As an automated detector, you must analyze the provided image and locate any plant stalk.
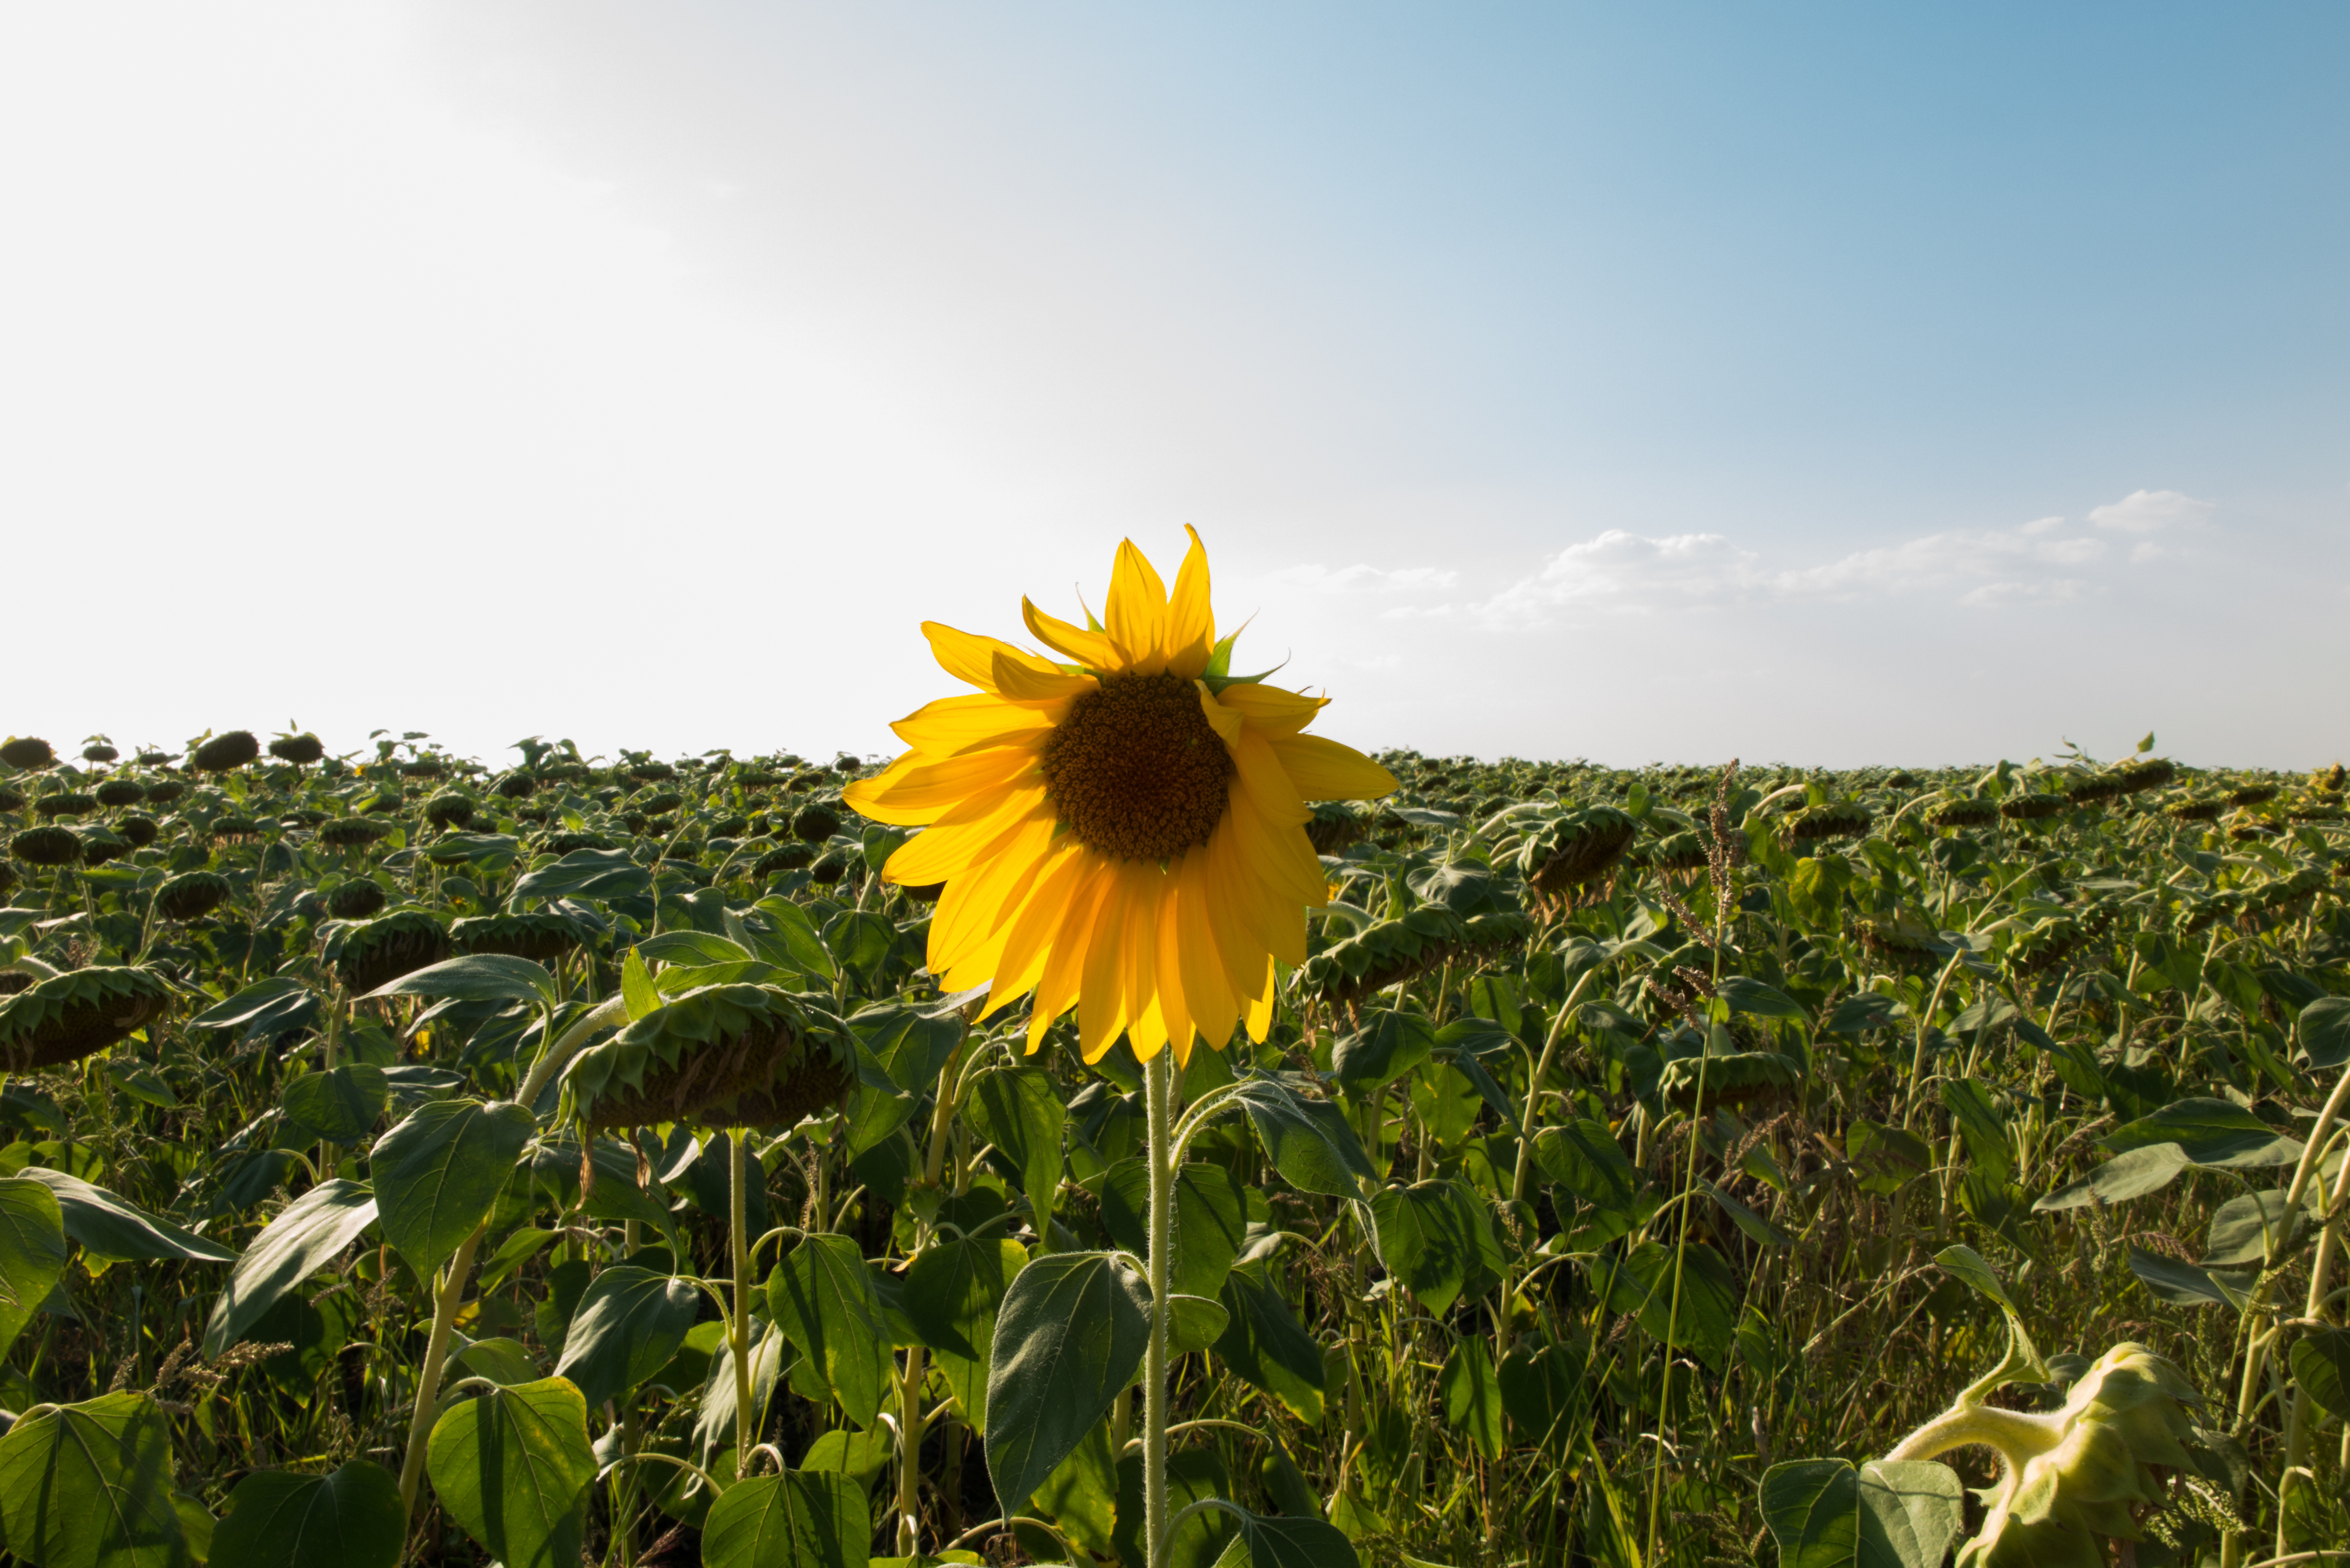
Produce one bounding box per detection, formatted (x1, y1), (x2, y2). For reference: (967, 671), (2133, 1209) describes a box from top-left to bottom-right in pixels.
(397, 1219), (490, 1519)
(731, 1126), (755, 1472)
(1143, 1049), (1175, 1568)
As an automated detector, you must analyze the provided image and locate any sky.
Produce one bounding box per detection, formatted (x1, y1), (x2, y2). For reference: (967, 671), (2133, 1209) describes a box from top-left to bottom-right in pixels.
(2, 3), (2344, 771)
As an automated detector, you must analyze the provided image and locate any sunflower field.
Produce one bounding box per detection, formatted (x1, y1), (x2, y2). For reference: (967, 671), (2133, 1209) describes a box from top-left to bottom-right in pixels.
(0, 709), (2345, 1568)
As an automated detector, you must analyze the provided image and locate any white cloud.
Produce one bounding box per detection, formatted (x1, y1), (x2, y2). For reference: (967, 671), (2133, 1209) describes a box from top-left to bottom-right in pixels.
(1475, 512), (2144, 627)
(2088, 489), (2213, 532)
(1477, 530), (1758, 624)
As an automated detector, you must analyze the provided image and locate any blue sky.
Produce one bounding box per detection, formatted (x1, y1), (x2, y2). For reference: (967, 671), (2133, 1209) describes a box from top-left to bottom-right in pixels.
(3, 4), (2342, 768)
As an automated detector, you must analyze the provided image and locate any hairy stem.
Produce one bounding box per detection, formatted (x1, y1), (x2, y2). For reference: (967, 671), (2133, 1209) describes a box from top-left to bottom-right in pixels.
(397, 1219), (490, 1520)
(1144, 1049), (1174, 1568)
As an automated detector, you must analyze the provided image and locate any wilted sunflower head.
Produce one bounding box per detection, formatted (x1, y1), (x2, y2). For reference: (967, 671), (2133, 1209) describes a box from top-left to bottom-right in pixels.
(0, 967), (174, 1072)
(155, 870), (232, 922)
(1956, 1344), (2198, 1568)
(843, 528), (1395, 1065)
(268, 732), (325, 766)
(333, 910), (452, 994)
(559, 983), (853, 1132)
(190, 731), (260, 773)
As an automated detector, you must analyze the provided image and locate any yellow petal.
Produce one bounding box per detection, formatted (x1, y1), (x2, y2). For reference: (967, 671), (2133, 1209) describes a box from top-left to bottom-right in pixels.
(1177, 853), (1239, 1055)
(928, 814), (1057, 974)
(1022, 597), (1125, 672)
(1028, 859), (1113, 1051)
(1154, 868), (1198, 1065)
(1163, 525), (1215, 678)
(1217, 682), (1329, 735)
(1264, 733), (1398, 802)
(845, 746), (1039, 825)
(1078, 873), (1132, 1062)
(891, 693), (1057, 757)
(1244, 957), (1277, 1042)
(1104, 539), (1170, 676)
(982, 840), (1090, 1016)
(992, 651), (1098, 705)
(1119, 862), (1166, 1061)
(1232, 728), (1312, 829)
(1227, 790), (1316, 956)
(1195, 682), (1243, 749)
(880, 781), (1051, 885)
(924, 621), (1061, 693)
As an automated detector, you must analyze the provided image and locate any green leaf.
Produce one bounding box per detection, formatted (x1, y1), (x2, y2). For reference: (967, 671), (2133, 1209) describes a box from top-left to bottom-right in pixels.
(967, 1069), (1066, 1229)
(1167, 1293), (1230, 1355)
(902, 1235), (1024, 1434)
(202, 1179), (378, 1359)
(620, 949), (660, 1022)
(635, 930), (751, 966)
(550, 1266), (699, 1410)
(700, 1470), (870, 1568)
(2031, 1143), (2189, 1212)
(752, 898), (836, 981)
(1757, 1457), (1965, 1568)
(0, 1178), (68, 1363)
(0, 1392), (195, 1568)
(2128, 1243), (2249, 1311)
(1230, 1079), (1377, 1198)
(1369, 1180), (1489, 1314)
(2300, 996), (2350, 1070)
(1441, 1337), (1504, 1461)
(211, 1461), (403, 1568)
(2291, 1327), (2350, 1423)
(1212, 1259), (1325, 1425)
(1608, 1240), (1740, 1369)
(369, 1099), (535, 1278)
(2204, 1190), (2307, 1268)
(12, 1167), (233, 1263)
(279, 1065), (390, 1145)
(1331, 1009), (1437, 1093)
(1533, 1120), (1640, 1213)
(1099, 1159), (1249, 1302)
(1703, 1181), (1793, 1247)
(694, 1322), (787, 1465)
(425, 1377), (596, 1568)
(985, 1250), (1152, 1512)
(1498, 1340), (1587, 1455)
(823, 909), (897, 982)
(799, 1427), (893, 1496)
(187, 978), (319, 1037)
(766, 1234), (891, 1427)
(2103, 1097), (2302, 1169)
(1208, 1506), (1361, 1568)
(363, 954), (557, 1012)
(1937, 1081), (2010, 1181)
(1717, 975), (1807, 1020)
(1930, 1245), (2019, 1315)
(514, 848), (652, 904)
(1030, 1418), (1118, 1558)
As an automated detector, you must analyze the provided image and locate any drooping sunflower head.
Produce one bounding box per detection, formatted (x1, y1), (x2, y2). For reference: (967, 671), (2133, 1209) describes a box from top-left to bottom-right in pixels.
(844, 529), (1396, 1066)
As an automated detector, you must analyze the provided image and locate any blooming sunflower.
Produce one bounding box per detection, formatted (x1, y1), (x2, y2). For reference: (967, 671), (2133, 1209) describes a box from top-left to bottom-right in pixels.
(844, 529), (1396, 1065)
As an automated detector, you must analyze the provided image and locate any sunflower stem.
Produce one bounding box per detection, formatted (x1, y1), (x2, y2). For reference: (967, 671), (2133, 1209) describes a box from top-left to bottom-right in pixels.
(398, 1219), (489, 1521)
(730, 1127), (757, 1474)
(1143, 1049), (1175, 1568)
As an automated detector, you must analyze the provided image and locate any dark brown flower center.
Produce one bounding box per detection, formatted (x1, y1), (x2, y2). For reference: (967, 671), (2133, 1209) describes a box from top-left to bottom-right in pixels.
(1041, 672), (1235, 862)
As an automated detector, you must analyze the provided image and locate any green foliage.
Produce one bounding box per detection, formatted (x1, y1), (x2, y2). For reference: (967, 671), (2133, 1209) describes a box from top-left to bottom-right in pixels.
(426, 1378), (596, 1568)
(0, 737), (2339, 1564)
(211, 1462), (402, 1568)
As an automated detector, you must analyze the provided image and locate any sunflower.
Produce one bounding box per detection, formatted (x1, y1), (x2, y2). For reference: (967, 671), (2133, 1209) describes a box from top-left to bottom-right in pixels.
(844, 529), (1395, 1065)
